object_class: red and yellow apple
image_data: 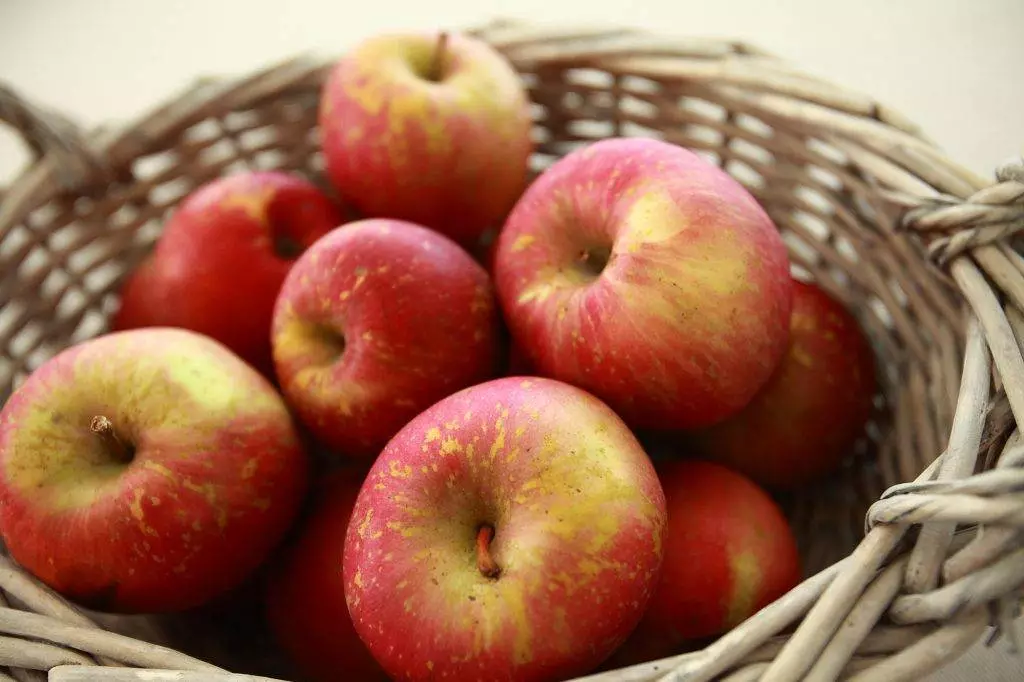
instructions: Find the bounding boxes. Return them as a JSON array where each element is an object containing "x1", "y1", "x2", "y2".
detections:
[
  {"x1": 266, "y1": 469, "x2": 388, "y2": 682},
  {"x1": 113, "y1": 171, "x2": 344, "y2": 377},
  {"x1": 344, "y1": 376, "x2": 667, "y2": 681},
  {"x1": 494, "y1": 137, "x2": 793, "y2": 431},
  {"x1": 271, "y1": 218, "x2": 501, "y2": 459},
  {"x1": 0, "y1": 328, "x2": 309, "y2": 614},
  {"x1": 609, "y1": 460, "x2": 800, "y2": 665},
  {"x1": 318, "y1": 31, "x2": 533, "y2": 247},
  {"x1": 692, "y1": 280, "x2": 877, "y2": 489}
]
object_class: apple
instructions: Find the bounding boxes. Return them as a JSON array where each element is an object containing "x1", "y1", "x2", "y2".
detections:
[
  {"x1": 271, "y1": 218, "x2": 501, "y2": 459},
  {"x1": 0, "y1": 328, "x2": 309, "y2": 614},
  {"x1": 608, "y1": 460, "x2": 800, "y2": 666},
  {"x1": 113, "y1": 171, "x2": 344, "y2": 377},
  {"x1": 494, "y1": 137, "x2": 793, "y2": 431},
  {"x1": 111, "y1": 256, "x2": 163, "y2": 329},
  {"x1": 318, "y1": 31, "x2": 533, "y2": 247},
  {"x1": 343, "y1": 376, "x2": 668, "y2": 682},
  {"x1": 266, "y1": 469, "x2": 388, "y2": 682},
  {"x1": 692, "y1": 280, "x2": 877, "y2": 489}
]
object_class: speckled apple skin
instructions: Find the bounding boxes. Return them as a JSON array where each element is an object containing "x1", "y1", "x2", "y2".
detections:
[
  {"x1": 271, "y1": 218, "x2": 502, "y2": 459},
  {"x1": 344, "y1": 377, "x2": 667, "y2": 682},
  {"x1": 495, "y1": 137, "x2": 794, "y2": 431},
  {"x1": 0, "y1": 328, "x2": 309, "y2": 613},
  {"x1": 318, "y1": 32, "x2": 533, "y2": 246}
]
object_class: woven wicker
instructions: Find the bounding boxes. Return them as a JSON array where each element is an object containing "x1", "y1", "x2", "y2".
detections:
[{"x1": 1, "y1": 18, "x2": 1022, "y2": 682}]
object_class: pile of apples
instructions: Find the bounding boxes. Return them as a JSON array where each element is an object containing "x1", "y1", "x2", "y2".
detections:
[{"x1": 0, "y1": 29, "x2": 878, "y2": 682}]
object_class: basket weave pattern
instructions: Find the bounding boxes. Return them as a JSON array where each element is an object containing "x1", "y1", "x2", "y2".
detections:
[{"x1": 0, "y1": 20, "x2": 1022, "y2": 682}]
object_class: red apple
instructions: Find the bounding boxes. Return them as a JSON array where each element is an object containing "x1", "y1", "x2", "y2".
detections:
[
  {"x1": 113, "y1": 171, "x2": 344, "y2": 377},
  {"x1": 271, "y1": 218, "x2": 501, "y2": 459},
  {"x1": 318, "y1": 31, "x2": 533, "y2": 247},
  {"x1": 266, "y1": 469, "x2": 388, "y2": 682},
  {"x1": 494, "y1": 137, "x2": 793, "y2": 431},
  {"x1": 112, "y1": 256, "x2": 164, "y2": 329},
  {"x1": 609, "y1": 460, "x2": 800, "y2": 665},
  {"x1": 344, "y1": 376, "x2": 668, "y2": 682},
  {"x1": 0, "y1": 328, "x2": 309, "y2": 614},
  {"x1": 692, "y1": 280, "x2": 877, "y2": 489}
]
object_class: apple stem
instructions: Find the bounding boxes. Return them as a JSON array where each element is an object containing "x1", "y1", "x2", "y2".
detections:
[
  {"x1": 431, "y1": 32, "x2": 449, "y2": 82},
  {"x1": 90, "y1": 416, "x2": 133, "y2": 464},
  {"x1": 475, "y1": 524, "x2": 501, "y2": 579}
]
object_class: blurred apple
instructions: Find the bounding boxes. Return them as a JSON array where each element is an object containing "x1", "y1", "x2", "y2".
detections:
[
  {"x1": 266, "y1": 469, "x2": 388, "y2": 682},
  {"x1": 608, "y1": 460, "x2": 800, "y2": 665},
  {"x1": 693, "y1": 280, "x2": 877, "y2": 489}
]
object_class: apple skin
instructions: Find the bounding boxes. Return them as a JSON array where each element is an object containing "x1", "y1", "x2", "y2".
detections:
[
  {"x1": 692, "y1": 280, "x2": 877, "y2": 489},
  {"x1": 265, "y1": 469, "x2": 388, "y2": 682},
  {"x1": 494, "y1": 137, "x2": 793, "y2": 431},
  {"x1": 608, "y1": 460, "x2": 800, "y2": 666},
  {"x1": 318, "y1": 31, "x2": 533, "y2": 247},
  {"x1": 0, "y1": 328, "x2": 309, "y2": 614},
  {"x1": 113, "y1": 171, "x2": 344, "y2": 377},
  {"x1": 343, "y1": 376, "x2": 668, "y2": 682},
  {"x1": 271, "y1": 218, "x2": 501, "y2": 459}
]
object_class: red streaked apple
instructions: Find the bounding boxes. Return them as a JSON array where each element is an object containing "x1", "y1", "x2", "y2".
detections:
[
  {"x1": 113, "y1": 171, "x2": 344, "y2": 377},
  {"x1": 0, "y1": 328, "x2": 309, "y2": 614},
  {"x1": 608, "y1": 460, "x2": 800, "y2": 666},
  {"x1": 343, "y1": 376, "x2": 667, "y2": 682},
  {"x1": 271, "y1": 218, "x2": 501, "y2": 459},
  {"x1": 265, "y1": 470, "x2": 388, "y2": 682},
  {"x1": 494, "y1": 137, "x2": 793, "y2": 431},
  {"x1": 318, "y1": 31, "x2": 533, "y2": 247},
  {"x1": 693, "y1": 280, "x2": 877, "y2": 489}
]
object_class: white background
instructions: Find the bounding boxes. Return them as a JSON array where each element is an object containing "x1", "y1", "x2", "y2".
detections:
[{"x1": 1, "y1": 0, "x2": 1022, "y2": 679}]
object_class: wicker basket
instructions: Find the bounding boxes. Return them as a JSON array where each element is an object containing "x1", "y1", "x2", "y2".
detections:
[{"x1": 1, "y1": 18, "x2": 1022, "y2": 682}]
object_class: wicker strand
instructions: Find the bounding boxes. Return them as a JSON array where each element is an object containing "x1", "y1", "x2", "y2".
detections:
[
  {"x1": 888, "y1": 545, "x2": 1024, "y2": 624},
  {"x1": 894, "y1": 157, "x2": 1024, "y2": 265},
  {"x1": 944, "y1": 432, "x2": 1024, "y2": 583},
  {"x1": 0, "y1": 556, "x2": 99, "y2": 630},
  {"x1": 0, "y1": 636, "x2": 93, "y2": 671},
  {"x1": 48, "y1": 667, "x2": 286, "y2": 682},
  {"x1": 0, "y1": 609, "x2": 221, "y2": 673},
  {"x1": 904, "y1": 318, "x2": 990, "y2": 593},
  {"x1": 802, "y1": 557, "x2": 912, "y2": 681},
  {"x1": 951, "y1": 259, "x2": 1024, "y2": 425},
  {"x1": 0, "y1": 83, "x2": 104, "y2": 190},
  {"x1": 575, "y1": 560, "x2": 852, "y2": 682},
  {"x1": 845, "y1": 608, "x2": 990, "y2": 682}
]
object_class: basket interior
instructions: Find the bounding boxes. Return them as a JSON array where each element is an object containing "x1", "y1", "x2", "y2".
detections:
[{"x1": 0, "y1": 51, "x2": 971, "y2": 675}]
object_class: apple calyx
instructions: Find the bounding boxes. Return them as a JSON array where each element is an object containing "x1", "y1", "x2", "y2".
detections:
[
  {"x1": 89, "y1": 415, "x2": 134, "y2": 464},
  {"x1": 475, "y1": 523, "x2": 501, "y2": 579},
  {"x1": 430, "y1": 32, "x2": 449, "y2": 82},
  {"x1": 577, "y1": 246, "x2": 611, "y2": 277}
]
